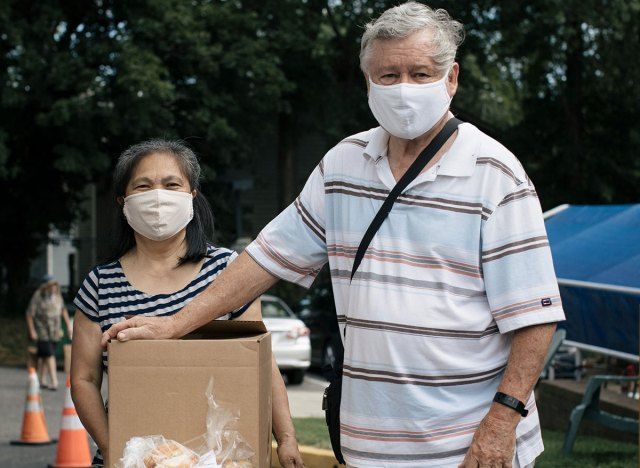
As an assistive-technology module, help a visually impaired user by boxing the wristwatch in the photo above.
[493,392,528,417]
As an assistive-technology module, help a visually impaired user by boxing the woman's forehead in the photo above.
[130,152,186,181]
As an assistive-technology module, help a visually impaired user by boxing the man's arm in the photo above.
[459,322,556,468]
[101,252,278,346]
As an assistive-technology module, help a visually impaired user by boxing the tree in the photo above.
[2,0,637,310]
[0,0,289,310]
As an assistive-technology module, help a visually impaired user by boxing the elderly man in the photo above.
[104,3,564,467]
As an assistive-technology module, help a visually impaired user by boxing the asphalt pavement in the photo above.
[0,366,325,467]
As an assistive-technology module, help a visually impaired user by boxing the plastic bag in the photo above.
[117,379,255,468]
[118,435,200,468]
[203,379,254,466]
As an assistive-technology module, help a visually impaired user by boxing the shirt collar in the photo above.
[363,127,389,164]
[362,123,478,178]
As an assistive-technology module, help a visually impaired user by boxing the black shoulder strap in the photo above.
[350,118,462,281]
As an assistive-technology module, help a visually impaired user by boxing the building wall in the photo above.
[243,132,330,237]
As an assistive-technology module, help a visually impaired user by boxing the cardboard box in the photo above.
[107,320,272,467]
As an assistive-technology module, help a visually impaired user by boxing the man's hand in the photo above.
[277,436,305,468]
[100,315,179,348]
[458,407,518,468]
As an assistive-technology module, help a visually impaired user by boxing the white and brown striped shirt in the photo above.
[246,122,564,467]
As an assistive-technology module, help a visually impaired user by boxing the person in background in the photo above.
[70,139,304,468]
[26,275,72,390]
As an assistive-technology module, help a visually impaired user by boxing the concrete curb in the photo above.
[271,442,340,467]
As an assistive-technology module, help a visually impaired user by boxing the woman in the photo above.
[71,139,304,467]
[26,275,72,390]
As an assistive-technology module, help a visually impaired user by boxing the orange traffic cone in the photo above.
[48,376,92,468]
[11,367,55,445]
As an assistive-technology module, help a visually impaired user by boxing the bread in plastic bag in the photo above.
[117,378,255,467]
[118,435,199,468]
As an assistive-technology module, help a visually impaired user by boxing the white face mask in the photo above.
[367,72,452,140]
[123,189,194,242]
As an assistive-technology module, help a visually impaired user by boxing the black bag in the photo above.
[322,118,462,465]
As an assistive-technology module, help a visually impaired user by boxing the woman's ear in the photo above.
[117,196,124,206]
[192,189,197,198]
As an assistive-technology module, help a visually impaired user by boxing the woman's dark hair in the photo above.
[109,139,214,265]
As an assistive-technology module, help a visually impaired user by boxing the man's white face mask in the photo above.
[123,189,194,241]
[367,71,452,140]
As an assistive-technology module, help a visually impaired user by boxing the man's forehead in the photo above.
[368,29,437,69]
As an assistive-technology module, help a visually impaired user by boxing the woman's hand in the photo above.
[29,330,38,341]
[277,436,305,468]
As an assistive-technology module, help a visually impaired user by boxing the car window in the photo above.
[262,300,292,318]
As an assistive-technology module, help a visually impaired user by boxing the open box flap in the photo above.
[184,320,268,339]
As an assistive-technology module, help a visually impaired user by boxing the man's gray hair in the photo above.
[360,2,465,74]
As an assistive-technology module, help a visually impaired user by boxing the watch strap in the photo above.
[493,392,528,417]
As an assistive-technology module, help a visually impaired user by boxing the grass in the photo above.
[0,317,29,366]
[292,418,638,467]
[0,316,71,367]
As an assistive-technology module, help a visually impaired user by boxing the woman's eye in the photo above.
[135,185,150,189]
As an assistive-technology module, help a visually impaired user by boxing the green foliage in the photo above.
[1,0,638,309]
[0,0,289,308]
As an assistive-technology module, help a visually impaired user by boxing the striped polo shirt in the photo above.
[74,245,248,371]
[246,121,565,467]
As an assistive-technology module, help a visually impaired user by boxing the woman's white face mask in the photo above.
[123,189,194,241]
[367,71,452,140]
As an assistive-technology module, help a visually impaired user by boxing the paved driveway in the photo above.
[0,367,72,468]
[0,366,325,467]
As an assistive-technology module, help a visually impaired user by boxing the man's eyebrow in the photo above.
[411,64,437,70]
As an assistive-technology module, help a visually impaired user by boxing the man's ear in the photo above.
[363,72,370,95]
[447,63,459,98]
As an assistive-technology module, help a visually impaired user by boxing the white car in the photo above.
[261,294,311,384]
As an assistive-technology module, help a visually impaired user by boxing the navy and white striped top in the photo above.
[73,244,248,370]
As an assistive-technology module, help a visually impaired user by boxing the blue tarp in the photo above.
[545,204,640,356]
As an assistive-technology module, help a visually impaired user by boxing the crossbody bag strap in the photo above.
[350,117,463,281]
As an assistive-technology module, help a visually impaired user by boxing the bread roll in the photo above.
[142,440,199,468]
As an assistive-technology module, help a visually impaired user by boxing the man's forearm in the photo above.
[489,322,557,423]
[172,252,278,336]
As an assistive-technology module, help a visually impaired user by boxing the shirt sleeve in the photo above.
[482,182,565,333]
[73,268,101,322]
[245,163,328,288]
[225,251,251,319]
[26,292,38,317]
